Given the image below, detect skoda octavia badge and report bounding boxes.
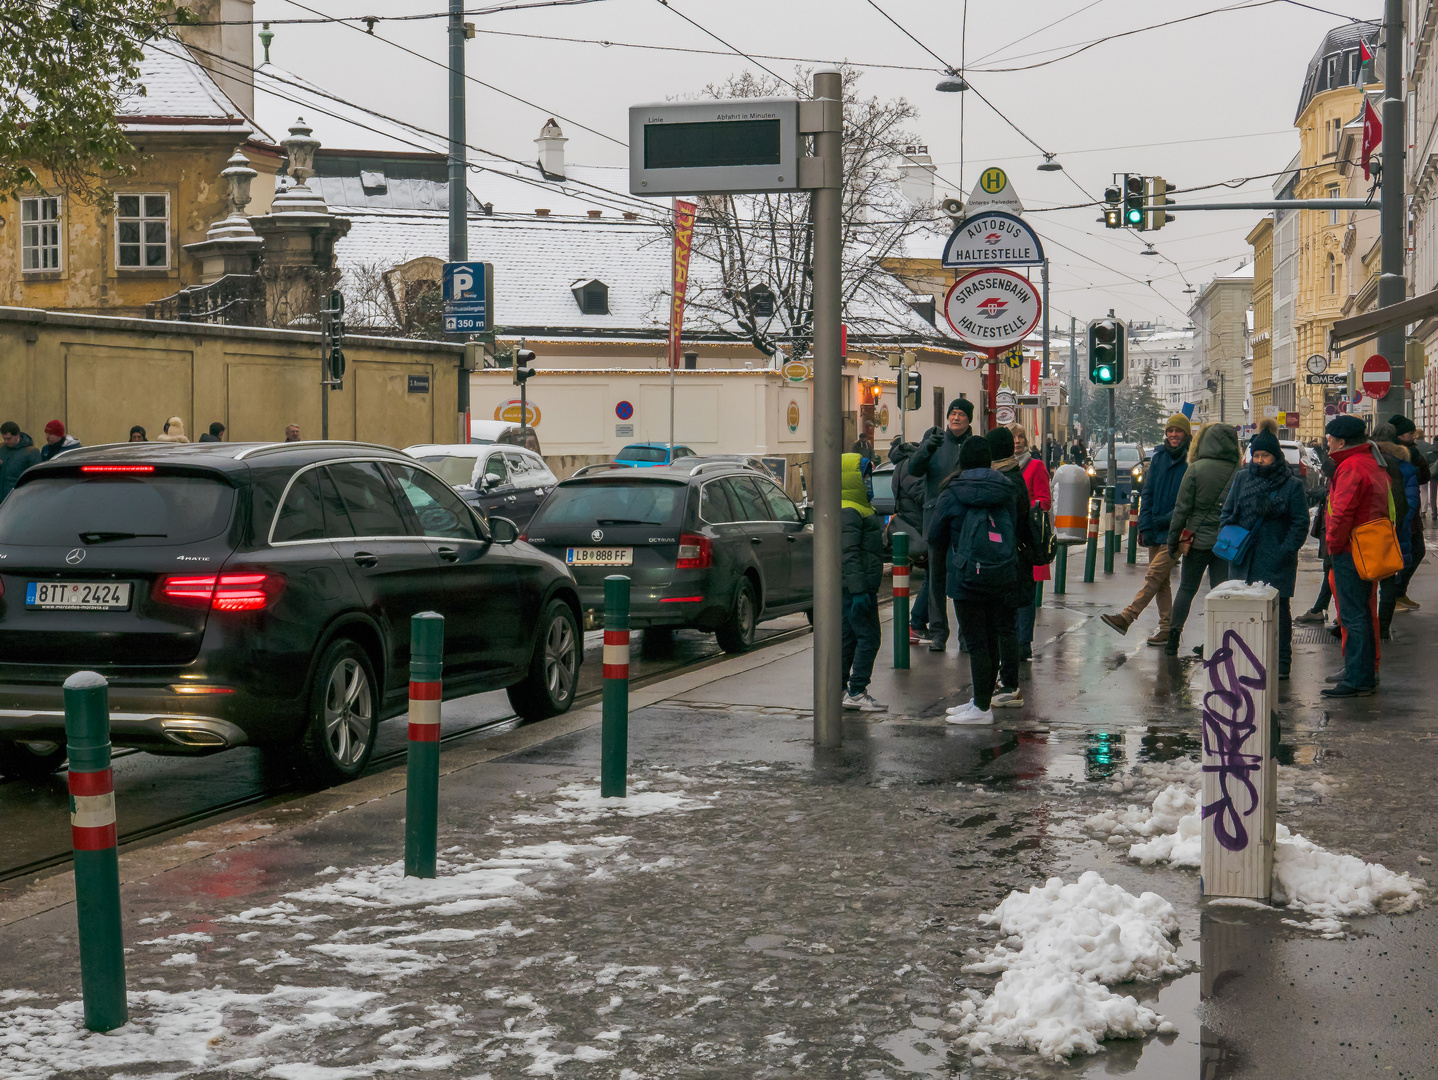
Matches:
[66,548,86,565]
[591,529,604,542]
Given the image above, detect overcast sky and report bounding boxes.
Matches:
[251,0,1378,328]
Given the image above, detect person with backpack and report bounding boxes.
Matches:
[1370,423,1415,640]
[1162,422,1240,655]
[840,453,886,712]
[907,398,976,652]
[1389,415,1428,612]
[1100,414,1191,644]
[1011,424,1052,661]
[987,427,1036,691]
[1217,424,1309,679]
[888,435,932,644]
[927,437,1035,725]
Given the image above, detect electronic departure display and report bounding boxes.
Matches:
[629,98,799,196]
[644,119,782,171]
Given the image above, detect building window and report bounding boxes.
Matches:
[115,193,170,268]
[1328,184,1341,224]
[20,196,62,271]
[570,278,609,315]
[1328,252,1336,294]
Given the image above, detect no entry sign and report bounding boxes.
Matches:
[1362,354,1391,399]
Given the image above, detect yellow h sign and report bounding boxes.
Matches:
[980,167,1008,194]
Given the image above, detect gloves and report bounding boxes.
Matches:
[924,429,944,450]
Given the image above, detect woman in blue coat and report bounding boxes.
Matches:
[1218,424,1309,679]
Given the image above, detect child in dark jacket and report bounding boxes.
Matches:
[840,453,886,712]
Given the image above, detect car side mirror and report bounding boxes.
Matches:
[801,504,815,525]
[489,516,519,544]
[481,474,499,490]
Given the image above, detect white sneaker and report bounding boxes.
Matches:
[945,698,977,715]
[843,691,888,712]
[945,702,995,725]
[991,688,1024,708]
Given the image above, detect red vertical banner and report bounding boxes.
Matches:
[1029,356,1040,395]
[669,199,697,369]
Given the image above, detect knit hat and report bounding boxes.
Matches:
[1249,428,1282,459]
[1164,413,1191,438]
[44,419,65,438]
[959,438,992,470]
[986,426,1015,459]
[1391,415,1417,437]
[947,397,974,421]
[1326,415,1366,443]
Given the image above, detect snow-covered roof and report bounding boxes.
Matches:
[120,42,262,138]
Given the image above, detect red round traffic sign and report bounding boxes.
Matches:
[1362,354,1391,399]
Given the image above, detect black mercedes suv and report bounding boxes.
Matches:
[0,442,582,783]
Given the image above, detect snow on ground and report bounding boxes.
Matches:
[1082,768,1426,936]
[949,871,1185,1060]
[504,781,717,826]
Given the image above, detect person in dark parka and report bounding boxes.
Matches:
[907,397,975,651]
[987,425,1035,701]
[888,435,932,642]
[840,453,886,712]
[1218,425,1309,678]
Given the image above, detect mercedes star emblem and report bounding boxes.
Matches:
[591,529,604,542]
[65,548,86,565]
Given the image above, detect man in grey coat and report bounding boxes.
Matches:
[906,397,974,651]
[0,422,40,503]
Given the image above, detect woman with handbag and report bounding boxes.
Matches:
[1217,424,1309,679]
[1162,422,1241,655]
[1011,425,1052,661]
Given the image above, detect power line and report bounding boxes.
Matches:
[969,0,1112,65]
[172,0,611,25]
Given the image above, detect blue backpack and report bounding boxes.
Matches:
[953,505,1018,594]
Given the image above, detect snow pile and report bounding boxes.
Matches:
[951,871,1184,1060]
[507,781,717,825]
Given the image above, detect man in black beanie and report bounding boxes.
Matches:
[907,397,975,651]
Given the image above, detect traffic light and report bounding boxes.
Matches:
[1123,174,1146,229]
[513,348,536,387]
[1088,318,1125,386]
[905,369,922,411]
[323,290,345,386]
[1103,184,1123,229]
[1148,176,1173,231]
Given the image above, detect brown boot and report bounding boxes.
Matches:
[1100,613,1130,635]
[1146,628,1169,646]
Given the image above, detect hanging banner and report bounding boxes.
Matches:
[669,199,698,370]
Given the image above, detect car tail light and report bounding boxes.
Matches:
[156,572,282,611]
[81,464,155,473]
[1300,463,1307,478]
[676,533,713,569]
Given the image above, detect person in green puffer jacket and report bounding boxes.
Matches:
[840,453,886,712]
[1162,422,1241,654]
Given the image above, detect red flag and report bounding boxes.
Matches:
[1362,98,1382,180]
[1360,38,1373,64]
[669,200,697,369]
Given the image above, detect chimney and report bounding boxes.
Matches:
[175,0,256,119]
[535,118,567,180]
[897,144,936,206]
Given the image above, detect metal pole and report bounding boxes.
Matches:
[448,0,466,264]
[892,531,910,670]
[670,198,678,459]
[1376,0,1407,425]
[405,612,443,878]
[320,309,329,441]
[1054,540,1068,594]
[601,575,631,797]
[1104,486,1116,574]
[1083,497,1098,583]
[1041,261,1050,449]
[811,69,844,749]
[1069,315,1079,440]
[64,672,128,1033]
[1127,491,1140,564]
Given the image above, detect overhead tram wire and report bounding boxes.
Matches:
[166,0,612,25]
[278,0,628,147]
[968,0,1112,65]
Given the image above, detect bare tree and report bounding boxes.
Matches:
[655,68,943,360]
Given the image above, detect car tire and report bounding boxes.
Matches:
[0,738,67,781]
[299,639,378,786]
[507,599,580,720]
[716,579,758,654]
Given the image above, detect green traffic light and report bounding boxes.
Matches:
[1098,365,1113,382]
[1126,208,1143,224]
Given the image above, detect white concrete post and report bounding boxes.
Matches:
[1200,582,1279,900]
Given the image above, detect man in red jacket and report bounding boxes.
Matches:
[1323,415,1391,697]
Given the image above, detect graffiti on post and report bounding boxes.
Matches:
[1201,629,1267,852]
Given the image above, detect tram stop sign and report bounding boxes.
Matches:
[1362,354,1392,400]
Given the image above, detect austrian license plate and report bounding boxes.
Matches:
[26,581,133,611]
[566,547,634,566]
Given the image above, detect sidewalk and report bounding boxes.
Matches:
[1,546,1433,1079]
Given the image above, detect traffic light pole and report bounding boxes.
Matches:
[448,0,466,264]
[1376,0,1407,424]
[320,309,330,441]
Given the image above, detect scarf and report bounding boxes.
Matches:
[1234,459,1290,526]
[991,455,1018,473]
[1015,451,1032,471]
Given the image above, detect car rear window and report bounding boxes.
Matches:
[533,481,687,527]
[618,445,668,463]
[413,454,476,487]
[0,474,235,547]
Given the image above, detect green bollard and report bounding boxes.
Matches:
[1127,492,1140,564]
[1055,540,1068,594]
[892,531,910,670]
[1103,486,1116,574]
[1034,580,1043,607]
[64,671,128,1033]
[1083,498,1098,583]
[601,575,631,798]
[405,612,444,879]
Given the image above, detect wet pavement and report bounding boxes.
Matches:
[1,540,1434,1078]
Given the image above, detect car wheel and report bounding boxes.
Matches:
[716,579,758,654]
[507,600,580,720]
[0,738,67,780]
[299,640,378,786]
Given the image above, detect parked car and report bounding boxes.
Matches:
[468,420,524,444]
[1242,437,1325,506]
[404,443,558,530]
[522,462,813,652]
[614,442,696,467]
[0,442,581,783]
[669,455,778,481]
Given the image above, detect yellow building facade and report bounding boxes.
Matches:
[1247,217,1274,415]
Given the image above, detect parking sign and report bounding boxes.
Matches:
[443,261,494,334]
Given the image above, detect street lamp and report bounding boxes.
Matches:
[1037,152,1063,172]
[936,71,968,92]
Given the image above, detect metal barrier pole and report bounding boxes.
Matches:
[1055,541,1069,594]
[892,532,910,670]
[601,575,631,798]
[1127,491,1140,564]
[405,612,444,879]
[64,672,128,1032]
[1103,486,1116,574]
[1083,497,1099,583]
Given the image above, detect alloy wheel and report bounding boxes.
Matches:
[543,614,577,702]
[323,657,373,768]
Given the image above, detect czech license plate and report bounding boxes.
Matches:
[26,581,132,610]
[566,547,634,566]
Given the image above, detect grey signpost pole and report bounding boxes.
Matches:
[1377,0,1406,424]
[809,69,844,748]
[1069,315,1079,441]
[448,0,466,265]
[1041,260,1050,449]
